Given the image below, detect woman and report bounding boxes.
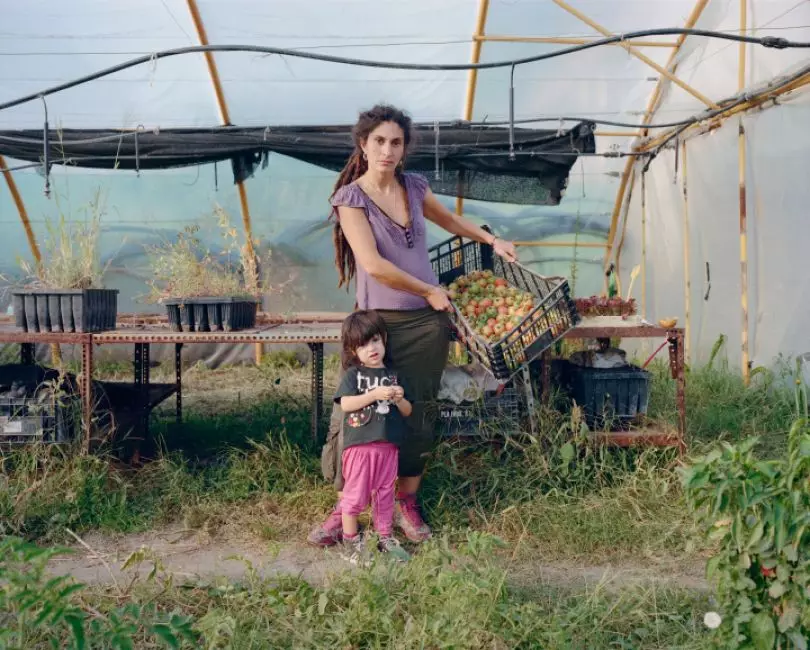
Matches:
[308,104,517,547]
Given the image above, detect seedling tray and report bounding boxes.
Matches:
[164,297,259,332]
[12,289,118,333]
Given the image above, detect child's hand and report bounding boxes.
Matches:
[390,386,405,403]
[372,386,396,401]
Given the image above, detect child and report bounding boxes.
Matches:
[333,310,412,563]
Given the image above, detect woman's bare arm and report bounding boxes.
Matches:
[423,189,517,262]
[338,206,450,311]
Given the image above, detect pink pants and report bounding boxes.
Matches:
[339,441,398,536]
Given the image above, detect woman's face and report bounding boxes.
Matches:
[361,121,406,173]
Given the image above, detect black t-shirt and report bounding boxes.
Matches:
[334,365,410,449]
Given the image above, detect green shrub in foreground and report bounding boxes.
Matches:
[683,409,810,649]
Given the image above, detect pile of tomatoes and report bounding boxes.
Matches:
[445,270,537,342]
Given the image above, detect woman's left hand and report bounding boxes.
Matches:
[493,237,518,263]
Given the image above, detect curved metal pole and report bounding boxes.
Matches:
[457,0,490,217]
[185,0,262,364]
[0,154,41,265]
[602,0,711,290]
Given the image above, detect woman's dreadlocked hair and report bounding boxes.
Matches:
[329,104,414,289]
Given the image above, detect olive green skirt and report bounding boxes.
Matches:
[320,308,451,490]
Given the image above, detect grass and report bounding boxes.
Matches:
[0,351,802,647]
[1,353,797,552]
[647,358,797,455]
[2,533,713,649]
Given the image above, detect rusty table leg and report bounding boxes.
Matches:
[20,343,35,365]
[175,343,183,424]
[540,349,552,405]
[308,342,324,442]
[668,330,687,455]
[132,343,151,463]
[81,341,94,454]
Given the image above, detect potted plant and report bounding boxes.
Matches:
[12,191,118,333]
[146,206,262,332]
[574,295,638,320]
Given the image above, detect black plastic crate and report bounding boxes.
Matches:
[164,297,259,332]
[0,395,77,444]
[12,289,118,333]
[436,383,522,437]
[567,363,651,430]
[429,231,579,382]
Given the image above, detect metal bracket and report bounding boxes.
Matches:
[40,96,51,198]
[433,120,441,180]
[508,65,516,161]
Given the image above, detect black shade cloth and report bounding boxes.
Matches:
[0,121,595,205]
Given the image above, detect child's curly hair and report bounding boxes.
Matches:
[341,310,389,369]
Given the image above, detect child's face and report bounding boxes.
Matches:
[354,334,385,368]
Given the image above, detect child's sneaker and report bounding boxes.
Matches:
[378,536,410,562]
[394,493,432,543]
[306,504,343,547]
[339,533,370,567]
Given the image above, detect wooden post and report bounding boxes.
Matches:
[682,140,691,363]
[186,0,262,364]
[551,0,718,109]
[457,0,490,219]
[739,0,750,384]
[604,0,711,272]
[641,171,648,319]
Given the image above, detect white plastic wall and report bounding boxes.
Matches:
[621,90,810,369]
[0,0,808,368]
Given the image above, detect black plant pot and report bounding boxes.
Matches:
[163,297,259,332]
[12,289,119,333]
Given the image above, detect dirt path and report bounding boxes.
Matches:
[47,525,709,593]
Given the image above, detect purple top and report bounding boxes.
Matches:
[330,172,439,311]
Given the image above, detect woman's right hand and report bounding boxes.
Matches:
[425,286,452,312]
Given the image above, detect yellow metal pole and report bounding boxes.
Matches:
[458,0,491,217]
[551,0,718,109]
[739,123,749,383]
[452,0,490,362]
[640,170,648,318]
[594,131,643,138]
[0,154,41,264]
[603,0,711,271]
[605,157,634,271]
[682,140,691,362]
[739,0,750,384]
[514,241,607,248]
[643,0,712,133]
[0,156,63,364]
[476,35,678,47]
[636,72,810,153]
[186,0,262,364]
[612,167,637,297]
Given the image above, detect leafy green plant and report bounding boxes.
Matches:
[145,205,262,303]
[0,536,197,649]
[18,190,109,290]
[682,387,810,649]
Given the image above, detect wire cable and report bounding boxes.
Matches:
[0,28,807,112]
[646,61,810,158]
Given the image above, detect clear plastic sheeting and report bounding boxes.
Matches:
[0,0,809,369]
[621,92,810,369]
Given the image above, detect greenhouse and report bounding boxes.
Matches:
[0,0,807,377]
[2,3,810,648]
